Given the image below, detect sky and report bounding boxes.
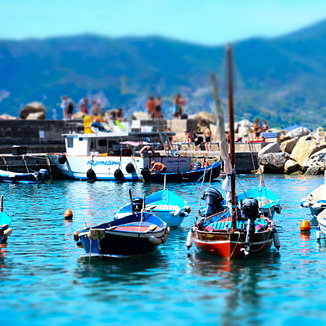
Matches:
[1,0,326,45]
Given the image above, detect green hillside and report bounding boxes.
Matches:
[1,19,326,128]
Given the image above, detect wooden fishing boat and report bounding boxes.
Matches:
[187,45,280,259]
[115,188,191,227]
[74,197,169,258]
[149,161,221,183]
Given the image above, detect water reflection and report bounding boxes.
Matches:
[187,250,280,324]
[75,252,169,285]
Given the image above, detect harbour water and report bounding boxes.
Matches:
[1,174,326,326]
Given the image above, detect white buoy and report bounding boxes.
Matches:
[317,225,322,240]
[186,228,194,250]
[273,228,281,250]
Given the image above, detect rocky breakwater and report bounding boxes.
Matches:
[258,126,326,175]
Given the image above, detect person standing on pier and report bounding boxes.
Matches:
[204,125,212,151]
[191,128,203,151]
[60,96,74,120]
[146,96,155,119]
[79,97,89,114]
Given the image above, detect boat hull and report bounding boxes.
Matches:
[76,213,169,257]
[48,154,192,181]
[151,162,221,183]
[317,210,326,235]
[0,169,39,184]
[194,229,273,258]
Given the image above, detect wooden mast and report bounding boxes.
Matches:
[227,44,237,229]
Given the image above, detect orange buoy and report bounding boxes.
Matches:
[300,219,311,232]
[64,209,73,220]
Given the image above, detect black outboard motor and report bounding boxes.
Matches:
[37,169,49,182]
[141,167,151,182]
[202,187,224,217]
[131,197,144,213]
[242,197,260,254]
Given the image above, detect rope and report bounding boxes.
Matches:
[230,231,241,258]
[132,155,145,182]
[22,155,30,173]
[44,155,53,179]
[195,163,208,221]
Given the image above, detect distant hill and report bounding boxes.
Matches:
[1,19,326,128]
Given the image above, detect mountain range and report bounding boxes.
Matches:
[1,19,326,128]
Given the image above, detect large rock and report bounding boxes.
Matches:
[280,137,299,153]
[189,112,217,132]
[258,152,290,173]
[303,148,326,168]
[291,136,326,166]
[287,127,310,139]
[26,112,45,120]
[304,167,322,175]
[258,142,280,157]
[284,159,302,174]
[20,102,46,120]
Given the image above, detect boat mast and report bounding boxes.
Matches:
[227,44,237,226]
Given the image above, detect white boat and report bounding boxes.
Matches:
[317,209,326,236]
[48,129,192,181]
[300,173,326,216]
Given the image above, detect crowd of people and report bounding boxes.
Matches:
[59,96,125,122]
[146,93,188,120]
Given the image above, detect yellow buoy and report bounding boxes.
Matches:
[300,219,311,232]
[64,209,73,220]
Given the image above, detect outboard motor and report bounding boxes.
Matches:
[131,197,144,213]
[241,197,260,254]
[37,169,49,182]
[202,187,224,217]
[141,167,151,182]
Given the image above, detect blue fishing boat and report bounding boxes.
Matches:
[0,212,12,243]
[149,161,221,183]
[116,189,191,227]
[237,186,281,218]
[0,169,48,184]
[74,198,170,258]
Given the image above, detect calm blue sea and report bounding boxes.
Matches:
[1,175,326,326]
